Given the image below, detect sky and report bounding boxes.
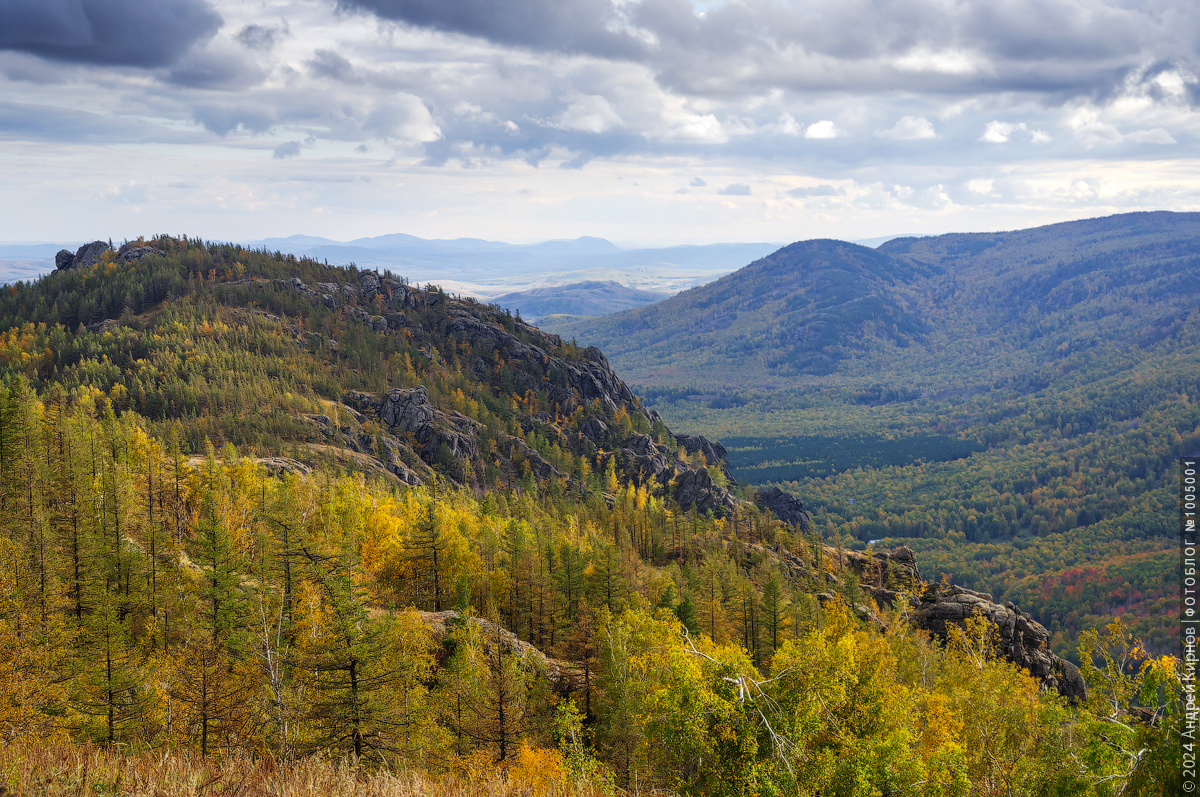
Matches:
[2,0,1200,246]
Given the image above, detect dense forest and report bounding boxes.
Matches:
[0,237,1184,795]
[546,212,1200,660]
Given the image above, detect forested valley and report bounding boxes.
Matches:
[547,211,1200,662]
[0,235,1184,796]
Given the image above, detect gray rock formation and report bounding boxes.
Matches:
[754,486,811,531]
[55,241,110,271]
[73,241,110,268]
[503,437,564,482]
[349,386,480,477]
[580,418,609,444]
[675,434,737,485]
[672,465,739,515]
[116,241,165,262]
[912,585,1087,702]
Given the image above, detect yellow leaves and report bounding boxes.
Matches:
[507,744,569,793]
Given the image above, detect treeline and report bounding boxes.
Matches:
[0,381,1185,796]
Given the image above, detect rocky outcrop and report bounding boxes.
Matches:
[349,386,480,477]
[254,457,313,477]
[55,240,110,271]
[675,434,736,485]
[116,241,165,262]
[581,418,610,444]
[754,486,811,531]
[272,270,741,510]
[912,585,1087,702]
[301,411,429,486]
[419,610,587,694]
[503,437,564,482]
[671,464,739,515]
[73,241,110,268]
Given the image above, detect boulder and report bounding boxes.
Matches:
[672,465,739,515]
[912,585,1087,702]
[674,433,736,485]
[349,386,480,478]
[580,418,609,443]
[359,271,381,295]
[116,241,165,262]
[72,241,110,268]
[754,485,811,531]
[55,249,75,270]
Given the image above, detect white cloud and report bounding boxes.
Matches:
[891,48,982,76]
[876,116,937,140]
[1126,128,1177,144]
[967,178,993,195]
[805,120,841,139]
[980,121,1021,143]
[364,94,441,142]
[554,94,624,134]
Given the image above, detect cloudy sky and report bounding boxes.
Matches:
[2,0,1199,246]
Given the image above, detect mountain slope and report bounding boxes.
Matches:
[545,212,1200,658]
[545,211,1200,389]
[0,236,736,514]
[545,239,935,383]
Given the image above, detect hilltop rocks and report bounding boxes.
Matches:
[116,241,165,262]
[912,585,1087,702]
[54,240,110,271]
[754,486,811,531]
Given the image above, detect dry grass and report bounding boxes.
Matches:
[0,741,615,797]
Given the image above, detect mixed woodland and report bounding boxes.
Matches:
[547,211,1200,661]
[0,235,1185,795]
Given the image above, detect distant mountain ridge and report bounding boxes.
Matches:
[0,234,780,293]
[492,280,669,320]
[545,211,1200,389]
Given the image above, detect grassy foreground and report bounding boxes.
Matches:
[0,741,611,797]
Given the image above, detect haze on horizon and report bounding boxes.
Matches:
[2,0,1200,246]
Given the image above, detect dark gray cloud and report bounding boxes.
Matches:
[338,0,647,59]
[0,0,222,67]
[168,47,266,89]
[191,102,277,136]
[236,23,287,51]
[308,49,358,82]
[338,0,1200,101]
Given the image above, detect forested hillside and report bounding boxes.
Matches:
[545,211,1200,660]
[0,236,1183,796]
